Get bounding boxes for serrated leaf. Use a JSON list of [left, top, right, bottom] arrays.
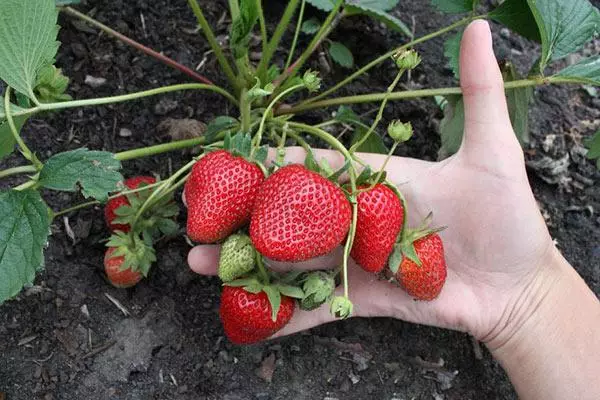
[[301, 17, 322, 35], [306, 0, 336, 11], [489, 0, 540, 42], [0, 190, 51, 304], [0, 0, 60, 99], [328, 41, 354, 69], [262, 285, 282, 322], [230, 0, 259, 60], [156, 218, 179, 236], [345, 3, 412, 37], [430, 0, 477, 13], [585, 129, 600, 169], [526, 0, 600, 72], [38, 148, 123, 202], [205, 116, 239, 142], [444, 29, 464, 79], [114, 205, 135, 217], [351, 128, 388, 154], [502, 62, 532, 145], [0, 114, 29, 160], [555, 55, 600, 86], [438, 95, 464, 159]]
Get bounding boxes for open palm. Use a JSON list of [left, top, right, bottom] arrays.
[[188, 21, 556, 345]]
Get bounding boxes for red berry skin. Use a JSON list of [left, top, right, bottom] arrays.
[[395, 234, 447, 301], [250, 165, 351, 262], [104, 176, 156, 232], [104, 247, 143, 288], [351, 184, 404, 273], [184, 150, 264, 243], [219, 286, 295, 344]]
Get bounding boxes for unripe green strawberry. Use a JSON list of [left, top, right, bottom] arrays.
[[300, 271, 336, 311], [218, 234, 256, 282]]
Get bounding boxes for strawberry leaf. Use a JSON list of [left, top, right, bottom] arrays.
[[0, 190, 51, 304], [262, 285, 282, 322], [254, 145, 269, 165], [205, 116, 239, 142], [301, 17, 321, 35], [0, 113, 29, 160], [275, 284, 305, 299], [0, 0, 60, 100], [328, 41, 354, 69], [156, 218, 179, 236], [38, 148, 123, 202]]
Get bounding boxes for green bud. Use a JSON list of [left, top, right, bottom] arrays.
[[303, 70, 322, 92], [34, 65, 72, 103], [329, 296, 353, 319], [218, 234, 256, 282], [393, 49, 421, 70], [387, 120, 413, 143], [300, 271, 336, 310]]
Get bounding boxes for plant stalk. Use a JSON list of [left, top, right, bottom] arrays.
[[228, 0, 240, 20], [0, 165, 37, 179], [279, 78, 551, 115], [284, 0, 306, 72], [303, 15, 480, 104], [187, 0, 239, 91], [240, 89, 251, 133], [116, 132, 225, 161], [61, 6, 215, 85], [256, 0, 301, 82], [4, 88, 40, 169], [256, 0, 268, 54]]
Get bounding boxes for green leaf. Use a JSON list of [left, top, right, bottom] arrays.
[[304, 148, 321, 173], [328, 41, 354, 69], [254, 145, 269, 164], [555, 55, 600, 86], [230, 0, 259, 60], [55, 0, 80, 4], [444, 29, 464, 79], [585, 129, 600, 169], [156, 218, 179, 236], [335, 105, 362, 125], [0, 190, 51, 304], [38, 148, 123, 202], [526, 0, 600, 71], [301, 18, 322, 35], [351, 128, 388, 154], [262, 285, 282, 322], [489, 0, 541, 42], [305, 0, 336, 12], [0, 114, 29, 160], [430, 0, 478, 14], [204, 116, 239, 142], [502, 62, 532, 145], [0, 0, 60, 99], [438, 95, 465, 159], [345, 3, 412, 37]]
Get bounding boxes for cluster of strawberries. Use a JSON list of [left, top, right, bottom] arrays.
[[183, 147, 447, 344]]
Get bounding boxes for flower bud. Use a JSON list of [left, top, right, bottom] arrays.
[[387, 120, 413, 143], [303, 70, 322, 92], [393, 49, 421, 70]]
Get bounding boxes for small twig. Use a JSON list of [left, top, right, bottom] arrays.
[[170, 373, 178, 386], [30, 352, 54, 366], [79, 340, 117, 360], [104, 293, 131, 316], [62, 6, 214, 85], [470, 336, 483, 360]]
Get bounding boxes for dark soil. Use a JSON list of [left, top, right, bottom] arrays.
[[1, 1, 599, 399]]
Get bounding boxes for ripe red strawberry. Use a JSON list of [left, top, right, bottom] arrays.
[[250, 164, 351, 262], [351, 184, 404, 273], [220, 286, 295, 344], [105, 176, 156, 232], [104, 247, 143, 288], [395, 233, 447, 301], [184, 150, 264, 243]]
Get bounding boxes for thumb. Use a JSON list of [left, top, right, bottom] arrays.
[[459, 20, 521, 162]]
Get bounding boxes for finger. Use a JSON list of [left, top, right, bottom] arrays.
[[459, 20, 520, 157], [188, 245, 220, 275]]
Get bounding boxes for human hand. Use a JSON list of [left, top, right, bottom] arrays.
[[187, 20, 559, 349]]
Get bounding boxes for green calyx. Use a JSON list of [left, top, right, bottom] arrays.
[[388, 212, 445, 274], [35, 65, 72, 103], [393, 49, 422, 71], [106, 231, 156, 276], [113, 182, 180, 238], [226, 275, 305, 322], [223, 132, 269, 167], [218, 234, 257, 282], [387, 120, 413, 143], [302, 70, 322, 93], [330, 296, 353, 319], [299, 271, 336, 311]]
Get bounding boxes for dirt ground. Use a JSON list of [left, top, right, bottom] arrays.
[[1, 0, 599, 399]]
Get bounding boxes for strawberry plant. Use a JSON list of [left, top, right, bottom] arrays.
[[1, 0, 599, 344]]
